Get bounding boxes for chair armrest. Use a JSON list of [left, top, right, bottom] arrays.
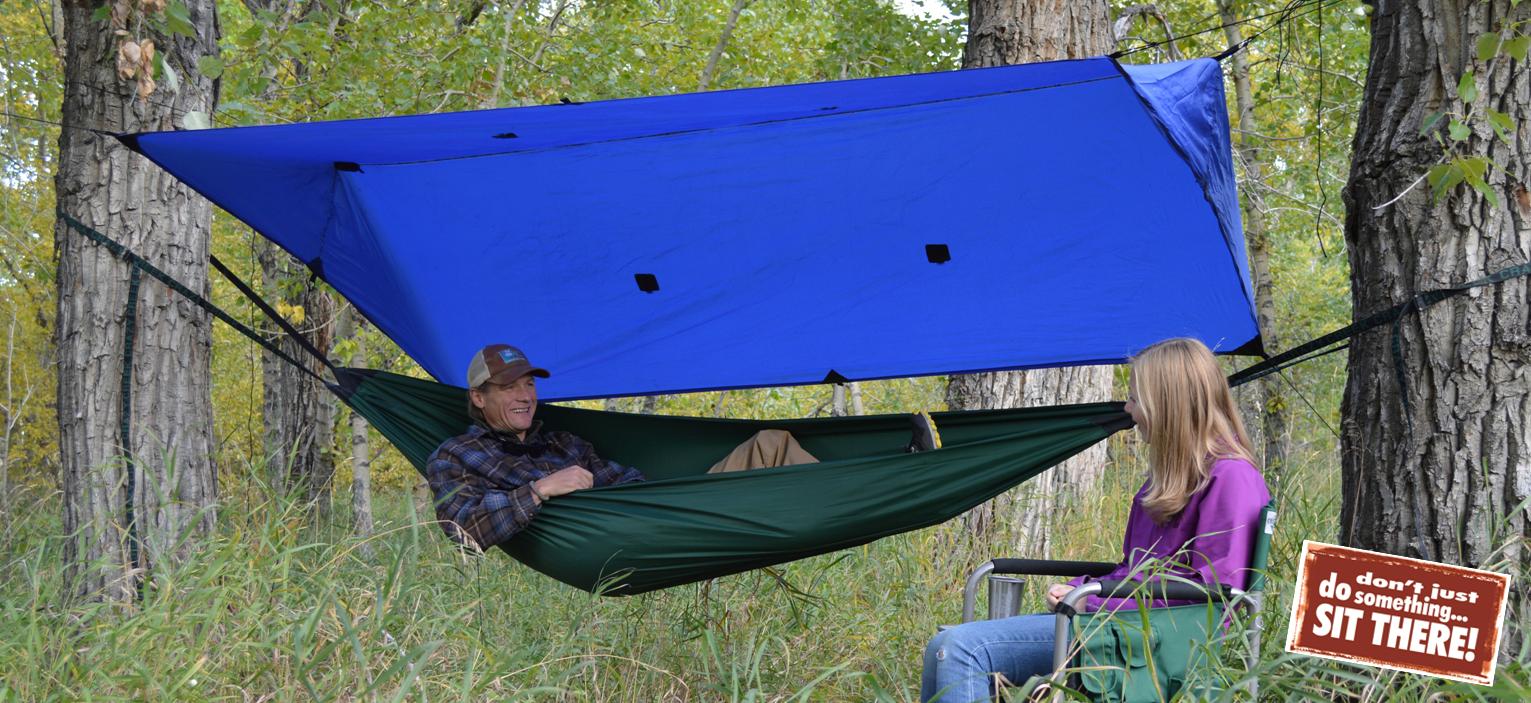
[[1088, 579, 1235, 603], [989, 558, 1118, 578], [961, 559, 1119, 623]]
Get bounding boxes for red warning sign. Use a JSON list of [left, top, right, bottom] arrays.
[[1286, 541, 1511, 685]]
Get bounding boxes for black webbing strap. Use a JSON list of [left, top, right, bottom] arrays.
[[57, 210, 328, 384], [1227, 260, 1531, 389], [1226, 260, 1530, 562], [1213, 38, 1251, 62], [120, 265, 142, 594], [209, 254, 337, 374]]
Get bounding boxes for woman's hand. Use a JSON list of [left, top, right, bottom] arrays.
[[1045, 583, 1074, 611]]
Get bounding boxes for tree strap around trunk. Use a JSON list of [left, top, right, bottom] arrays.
[[57, 210, 329, 385], [1226, 259, 1531, 562], [1227, 260, 1531, 389], [120, 264, 143, 599]]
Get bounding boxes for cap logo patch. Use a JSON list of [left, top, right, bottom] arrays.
[[499, 349, 521, 363]]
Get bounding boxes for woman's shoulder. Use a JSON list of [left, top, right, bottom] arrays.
[[1204, 456, 1271, 501], [1208, 455, 1262, 477]]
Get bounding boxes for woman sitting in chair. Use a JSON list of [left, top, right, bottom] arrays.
[[919, 337, 1271, 703]]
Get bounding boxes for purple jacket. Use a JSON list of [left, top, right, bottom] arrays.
[[1065, 457, 1270, 614]]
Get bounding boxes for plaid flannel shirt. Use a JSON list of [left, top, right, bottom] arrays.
[[425, 421, 645, 549]]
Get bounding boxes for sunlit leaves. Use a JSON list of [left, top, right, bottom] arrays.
[[196, 56, 223, 80], [1506, 35, 1531, 61], [1477, 33, 1502, 62], [1486, 109, 1515, 143], [163, 1, 197, 38], [1419, 111, 1445, 136], [1419, 16, 1528, 207], [1428, 156, 1496, 206], [1448, 118, 1471, 142], [1457, 71, 1478, 104]]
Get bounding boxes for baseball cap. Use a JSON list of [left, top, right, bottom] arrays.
[[467, 344, 550, 388]]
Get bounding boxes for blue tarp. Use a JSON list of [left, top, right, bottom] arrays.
[[127, 56, 1259, 401]]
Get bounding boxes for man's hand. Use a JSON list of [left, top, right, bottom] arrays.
[[532, 465, 594, 500], [1045, 583, 1074, 612]]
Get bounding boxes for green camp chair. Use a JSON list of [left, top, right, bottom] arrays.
[[958, 501, 1276, 702]]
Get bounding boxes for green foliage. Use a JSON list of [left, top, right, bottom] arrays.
[[0, 0, 63, 491], [164, 1, 200, 38], [1421, 12, 1529, 206], [0, 435, 1525, 699]]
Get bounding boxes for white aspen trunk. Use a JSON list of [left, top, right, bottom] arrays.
[[258, 240, 335, 513], [1217, 0, 1290, 485], [346, 316, 373, 556]]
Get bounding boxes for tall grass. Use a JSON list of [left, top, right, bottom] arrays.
[[1, 444, 1526, 701]]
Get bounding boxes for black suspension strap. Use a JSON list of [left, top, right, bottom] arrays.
[[1227, 260, 1531, 389], [57, 210, 328, 385], [120, 264, 143, 594], [208, 254, 337, 374]]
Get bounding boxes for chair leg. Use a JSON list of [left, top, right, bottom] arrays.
[[1244, 593, 1264, 699]]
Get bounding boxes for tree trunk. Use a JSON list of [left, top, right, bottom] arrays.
[[953, 0, 1115, 550], [964, 0, 1114, 66], [342, 311, 374, 556], [698, 0, 750, 91], [258, 241, 335, 512], [1, 313, 17, 521], [1217, 0, 1290, 485], [1340, 0, 1531, 657], [55, 0, 220, 601]]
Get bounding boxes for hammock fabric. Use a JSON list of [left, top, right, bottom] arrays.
[[335, 368, 1131, 595]]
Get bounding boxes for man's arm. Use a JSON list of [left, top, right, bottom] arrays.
[[426, 445, 542, 549], [567, 433, 645, 486]]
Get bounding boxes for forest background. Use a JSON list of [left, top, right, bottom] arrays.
[[0, 0, 1520, 700]]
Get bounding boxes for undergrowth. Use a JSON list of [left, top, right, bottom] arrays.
[[0, 444, 1525, 701]]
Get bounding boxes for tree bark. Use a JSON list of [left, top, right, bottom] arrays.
[[258, 241, 335, 513], [698, 0, 751, 91], [1, 313, 18, 521], [342, 310, 374, 556], [55, 0, 220, 601], [1217, 0, 1290, 485], [953, 0, 1115, 550], [1341, 0, 1531, 656], [963, 0, 1114, 66]]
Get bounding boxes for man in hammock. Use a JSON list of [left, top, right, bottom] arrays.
[[426, 343, 941, 550]]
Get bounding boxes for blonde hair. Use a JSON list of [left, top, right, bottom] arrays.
[[1131, 338, 1257, 523]]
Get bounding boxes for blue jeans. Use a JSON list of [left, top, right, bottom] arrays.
[[921, 613, 1057, 703]]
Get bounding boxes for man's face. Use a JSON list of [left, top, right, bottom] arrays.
[[471, 373, 538, 436]]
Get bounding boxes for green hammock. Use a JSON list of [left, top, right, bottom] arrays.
[[335, 369, 1131, 595]]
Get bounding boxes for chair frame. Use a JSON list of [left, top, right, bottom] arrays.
[[956, 502, 1276, 702]]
